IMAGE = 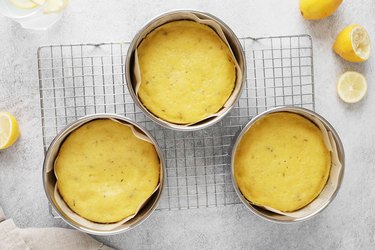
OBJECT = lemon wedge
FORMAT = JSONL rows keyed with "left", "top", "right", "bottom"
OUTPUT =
{"left": 9, "top": 0, "right": 38, "bottom": 9}
{"left": 0, "top": 112, "right": 20, "bottom": 150}
{"left": 43, "top": 0, "right": 69, "bottom": 13}
{"left": 337, "top": 71, "right": 367, "bottom": 103}
{"left": 333, "top": 24, "right": 371, "bottom": 62}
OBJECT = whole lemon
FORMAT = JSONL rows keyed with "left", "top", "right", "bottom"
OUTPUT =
{"left": 300, "top": 0, "right": 343, "bottom": 20}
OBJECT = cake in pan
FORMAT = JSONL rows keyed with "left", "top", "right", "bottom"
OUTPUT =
{"left": 137, "top": 20, "right": 236, "bottom": 124}
{"left": 234, "top": 112, "right": 331, "bottom": 212}
{"left": 55, "top": 119, "right": 160, "bottom": 223}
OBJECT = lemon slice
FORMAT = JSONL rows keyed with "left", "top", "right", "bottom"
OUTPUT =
{"left": 0, "top": 112, "right": 20, "bottom": 150}
{"left": 337, "top": 71, "right": 367, "bottom": 103}
{"left": 9, "top": 0, "right": 38, "bottom": 9}
{"left": 333, "top": 24, "right": 371, "bottom": 62}
{"left": 43, "top": 0, "right": 69, "bottom": 13}
{"left": 31, "top": 0, "right": 46, "bottom": 4}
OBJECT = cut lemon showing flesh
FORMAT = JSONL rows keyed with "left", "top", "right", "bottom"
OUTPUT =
{"left": 337, "top": 71, "right": 367, "bottom": 103}
{"left": 333, "top": 24, "right": 371, "bottom": 62}
{"left": 9, "top": 0, "right": 38, "bottom": 9}
{"left": 43, "top": 0, "right": 69, "bottom": 13}
{"left": 0, "top": 112, "right": 20, "bottom": 150}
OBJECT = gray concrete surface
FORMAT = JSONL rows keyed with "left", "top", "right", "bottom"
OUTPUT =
{"left": 1, "top": 0, "right": 375, "bottom": 249}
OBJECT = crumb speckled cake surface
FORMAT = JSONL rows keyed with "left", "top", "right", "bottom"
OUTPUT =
{"left": 137, "top": 20, "right": 236, "bottom": 124}
{"left": 234, "top": 112, "right": 331, "bottom": 212}
{"left": 55, "top": 119, "right": 160, "bottom": 223}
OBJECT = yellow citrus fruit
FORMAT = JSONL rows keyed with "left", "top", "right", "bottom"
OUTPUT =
{"left": 337, "top": 71, "right": 367, "bottom": 103}
{"left": 31, "top": 0, "right": 46, "bottom": 5}
{"left": 9, "top": 0, "right": 38, "bottom": 9}
{"left": 43, "top": 0, "right": 69, "bottom": 14}
{"left": 300, "top": 0, "right": 343, "bottom": 20}
{"left": 333, "top": 24, "right": 371, "bottom": 63}
{"left": 0, "top": 112, "right": 20, "bottom": 150}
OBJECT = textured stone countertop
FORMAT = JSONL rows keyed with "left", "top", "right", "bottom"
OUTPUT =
{"left": 0, "top": 1, "right": 374, "bottom": 249}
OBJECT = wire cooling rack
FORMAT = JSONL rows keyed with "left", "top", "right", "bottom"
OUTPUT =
{"left": 38, "top": 35, "right": 314, "bottom": 213}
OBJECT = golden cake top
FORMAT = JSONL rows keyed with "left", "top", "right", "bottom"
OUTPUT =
{"left": 137, "top": 20, "right": 236, "bottom": 124}
{"left": 55, "top": 119, "right": 160, "bottom": 223}
{"left": 234, "top": 112, "right": 331, "bottom": 212}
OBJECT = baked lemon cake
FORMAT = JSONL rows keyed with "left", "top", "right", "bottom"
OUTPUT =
{"left": 234, "top": 112, "right": 331, "bottom": 212}
{"left": 137, "top": 20, "right": 236, "bottom": 124}
{"left": 55, "top": 119, "right": 160, "bottom": 223}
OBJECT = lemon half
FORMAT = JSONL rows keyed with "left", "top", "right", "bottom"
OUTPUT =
{"left": 0, "top": 112, "right": 20, "bottom": 150}
{"left": 333, "top": 24, "right": 371, "bottom": 62}
{"left": 337, "top": 71, "right": 367, "bottom": 103}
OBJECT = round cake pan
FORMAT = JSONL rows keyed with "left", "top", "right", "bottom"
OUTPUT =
{"left": 125, "top": 10, "right": 246, "bottom": 131}
{"left": 42, "top": 114, "right": 165, "bottom": 235}
{"left": 231, "top": 106, "right": 345, "bottom": 223}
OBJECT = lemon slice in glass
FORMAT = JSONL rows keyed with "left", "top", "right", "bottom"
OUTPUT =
{"left": 333, "top": 24, "right": 371, "bottom": 63}
{"left": 43, "top": 0, "right": 69, "bottom": 13}
{"left": 0, "top": 112, "right": 20, "bottom": 150}
{"left": 337, "top": 71, "right": 367, "bottom": 103}
{"left": 9, "top": 0, "right": 38, "bottom": 9}
{"left": 31, "top": 0, "right": 46, "bottom": 4}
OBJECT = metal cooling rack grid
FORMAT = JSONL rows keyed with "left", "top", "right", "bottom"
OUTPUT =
{"left": 38, "top": 34, "right": 314, "bottom": 213}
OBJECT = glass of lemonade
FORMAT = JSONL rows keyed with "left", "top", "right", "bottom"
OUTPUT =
{"left": 0, "top": 0, "right": 68, "bottom": 30}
